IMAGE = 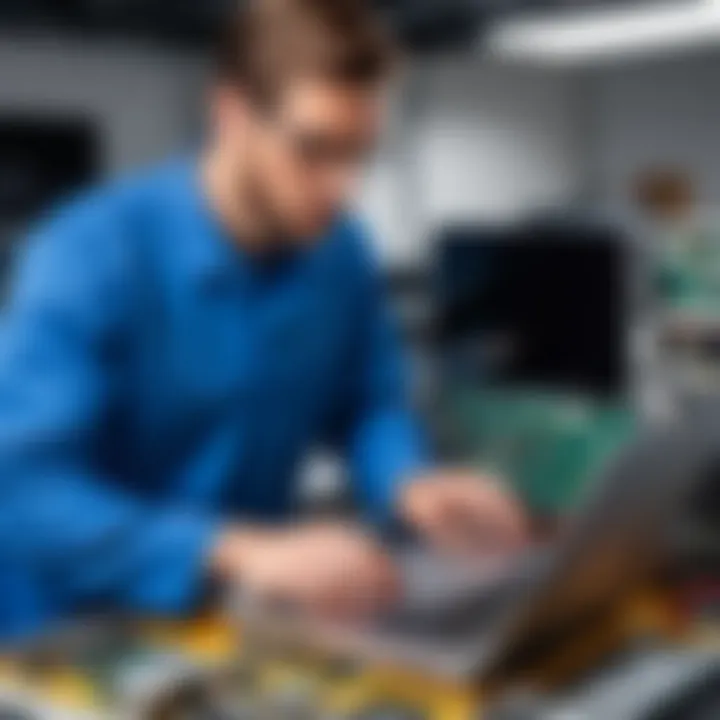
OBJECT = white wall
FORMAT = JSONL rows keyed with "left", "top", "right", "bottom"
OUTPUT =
{"left": 0, "top": 33, "right": 205, "bottom": 173}
{"left": 360, "top": 57, "right": 584, "bottom": 265}
{"left": 586, "top": 50, "right": 720, "bottom": 214}
{"left": 0, "top": 36, "right": 585, "bottom": 265}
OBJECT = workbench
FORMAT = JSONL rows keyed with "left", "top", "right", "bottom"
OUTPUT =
{"left": 0, "top": 588, "right": 707, "bottom": 719}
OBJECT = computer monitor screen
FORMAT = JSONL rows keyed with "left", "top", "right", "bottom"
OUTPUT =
{"left": 437, "top": 221, "right": 628, "bottom": 398}
{"left": 0, "top": 115, "right": 99, "bottom": 287}
{"left": 0, "top": 115, "right": 98, "bottom": 226}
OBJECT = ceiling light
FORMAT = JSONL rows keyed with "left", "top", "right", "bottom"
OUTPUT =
{"left": 487, "top": 0, "right": 720, "bottom": 66}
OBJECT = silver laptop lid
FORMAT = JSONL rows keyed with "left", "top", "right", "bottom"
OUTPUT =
{"left": 479, "top": 416, "right": 716, "bottom": 679}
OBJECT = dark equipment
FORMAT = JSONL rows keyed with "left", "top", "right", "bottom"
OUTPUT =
{"left": 437, "top": 220, "right": 628, "bottom": 398}
{"left": 0, "top": 115, "right": 99, "bottom": 283}
{"left": 487, "top": 649, "right": 720, "bottom": 720}
{"left": 0, "top": 115, "right": 98, "bottom": 226}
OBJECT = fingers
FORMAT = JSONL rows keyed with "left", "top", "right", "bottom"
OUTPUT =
{"left": 404, "top": 473, "right": 529, "bottom": 554}
{"left": 255, "top": 525, "right": 400, "bottom": 621}
{"left": 306, "top": 552, "right": 400, "bottom": 621}
{"left": 457, "top": 481, "right": 527, "bottom": 549}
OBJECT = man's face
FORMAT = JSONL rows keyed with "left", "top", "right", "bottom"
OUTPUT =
{"left": 217, "top": 78, "right": 385, "bottom": 241}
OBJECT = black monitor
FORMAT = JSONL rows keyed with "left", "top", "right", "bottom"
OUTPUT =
{"left": 0, "top": 115, "right": 99, "bottom": 226}
{"left": 0, "top": 115, "right": 99, "bottom": 286}
{"left": 437, "top": 219, "right": 628, "bottom": 398}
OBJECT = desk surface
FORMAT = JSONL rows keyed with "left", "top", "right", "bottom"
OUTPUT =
{"left": 0, "top": 594, "right": 714, "bottom": 719}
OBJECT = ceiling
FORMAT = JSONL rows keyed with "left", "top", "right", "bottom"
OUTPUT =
{"left": 0, "top": 0, "right": 670, "bottom": 53}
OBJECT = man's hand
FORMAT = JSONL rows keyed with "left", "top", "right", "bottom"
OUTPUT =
{"left": 211, "top": 522, "right": 399, "bottom": 618}
{"left": 399, "top": 471, "right": 527, "bottom": 553}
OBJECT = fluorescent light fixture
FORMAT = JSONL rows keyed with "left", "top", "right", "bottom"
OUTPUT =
{"left": 487, "top": 0, "right": 720, "bottom": 66}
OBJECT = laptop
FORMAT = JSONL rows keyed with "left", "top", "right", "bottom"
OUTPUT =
{"left": 233, "top": 415, "right": 718, "bottom": 681}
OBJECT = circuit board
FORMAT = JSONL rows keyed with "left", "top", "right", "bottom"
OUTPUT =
{"left": 0, "top": 615, "right": 482, "bottom": 719}
{"left": 442, "top": 386, "right": 636, "bottom": 514}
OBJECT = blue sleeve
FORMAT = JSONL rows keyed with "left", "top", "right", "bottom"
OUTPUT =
{"left": 0, "top": 211, "right": 218, "bottom": 619}
{"left": 343, "top": 230, "right": 432, "bottom": 521}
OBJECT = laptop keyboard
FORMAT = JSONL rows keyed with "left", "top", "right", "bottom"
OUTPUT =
{"left": 378, "top": 550, "right": 532, "bottom": 638}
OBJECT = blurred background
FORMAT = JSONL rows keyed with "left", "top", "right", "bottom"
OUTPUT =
{"left": 2, "top": 0, "right": 720, "bottom": 536}
{"left": 5, "top": 3, "right": 720, "bottom": 716}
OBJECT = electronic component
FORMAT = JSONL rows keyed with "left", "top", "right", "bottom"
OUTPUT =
{"left": 487, "top": 648, "right": 720, "bottom": 720}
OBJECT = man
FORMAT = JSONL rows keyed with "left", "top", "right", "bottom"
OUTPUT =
{"left": 0, "top": 0, "right": 524, "bottom": 631}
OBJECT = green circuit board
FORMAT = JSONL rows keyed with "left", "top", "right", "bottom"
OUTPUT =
{"left": 443, "top": 386, "right": 637, "bottom": 515}
{"left": 659, "top": 224, "right": 720, "bottom": 315}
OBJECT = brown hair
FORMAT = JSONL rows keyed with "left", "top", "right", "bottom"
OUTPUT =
{"left": 216, "top": 0, "right": 396, "bottom": 105}
{"left": 634, "top": 169, "right": 694, "bottom": 220}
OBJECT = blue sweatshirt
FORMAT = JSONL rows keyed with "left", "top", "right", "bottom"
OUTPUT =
{"left": 0, "top": 159, "right": 428, "bottom": 634}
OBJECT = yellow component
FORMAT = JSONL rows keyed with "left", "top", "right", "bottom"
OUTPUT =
{"left": 359, "top": 666, "right": 479, "bottom": 720}
{"left": 143, "top": 614, "right": 237, "bottom": 663}
{"left": 244, "top": 656, "right": 482, "bottom": 720}
{"left": 37, "top": 668, "right": 98, "bottom": 711}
